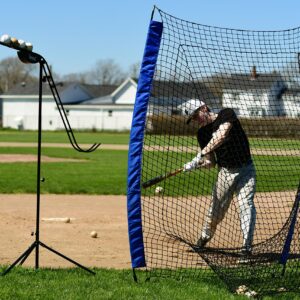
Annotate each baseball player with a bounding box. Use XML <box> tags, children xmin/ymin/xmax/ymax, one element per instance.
<box><xmin>183</xmin><ymin>99</ymin><xmax>256</xmax><ymax>256</ymax></box>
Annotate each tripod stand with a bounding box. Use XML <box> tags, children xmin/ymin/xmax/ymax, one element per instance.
<box><xmin>2</xmin><ymin>50</ymin><xmax>100</xmax><ymax>276</ymax></box>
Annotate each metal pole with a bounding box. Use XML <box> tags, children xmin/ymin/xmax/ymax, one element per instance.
<box><xmin>35</xmin><ymin>60</ymin><xmax>44</xmax><ymax>269</ymax></box>
<box><xmin>0</xmin><ymin>47</ymin><xmax>97</xmax><ymax>275</ymax></box>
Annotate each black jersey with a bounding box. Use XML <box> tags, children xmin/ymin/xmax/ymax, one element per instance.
<box><xmin>197</xmin><ymin>108</ymin><xmax>251</xmax><ymax>168</ymax></box>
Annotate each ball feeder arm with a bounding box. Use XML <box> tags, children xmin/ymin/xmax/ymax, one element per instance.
<box><xmin>39</xmin><ymin>57</ymin><xmax>100</xmax><ymax>152</ymax></box>
<box><xmin>0</xmin><ymin>35</ymin><xmax>99</xmax><ymax>276</ymax></box>
<box><xmin>0</xmin><ymin>35</ymin><xmax>100</xmax><ymax>152</ymax></box>
<box><xmin>0</xmin><ymin>34</ymin><xmax>33</xmax><ymax>52</ymax></box>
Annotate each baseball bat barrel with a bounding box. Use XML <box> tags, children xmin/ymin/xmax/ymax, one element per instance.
<box><xmin>142</xmin><ymin>168</ymin><xmax>183</xmax><ymax>189</ymax></box>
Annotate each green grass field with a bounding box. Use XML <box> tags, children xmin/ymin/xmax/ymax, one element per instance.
<box><xmin>0</xmin><ymin>267</ymin><xmax>299</xmax><ymax>300</ymax></box>
<box><xmin>0</xmin><ymin>147</ymin><xmax>127</xmax><ymax>194</ymax></box>
<box><xmin>0</xmin><ymin>268</ymin><xmax>226</xmax><ymax>300</ymax></box>
<box><xmin>0</xmin><ymin>142</ymin><xmax>298</xmax><ymax>194</ymax></box>
<box><xmin>0</xmin><ymin>129</ymin><xmax>299</xmax><ymax>149</ymax></box>
<box><xmin>0</xmin><ymin>130</ymin><xmax>299</xmax><ymax>299</ymax></box>
<box><xmin>0</xmin><ymin>129</ymin><xmax>130</xmax><ymax>145</ymax></box>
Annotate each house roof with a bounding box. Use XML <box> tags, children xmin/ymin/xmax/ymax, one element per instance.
<box><xmin>281</xmin><ymin>87</ymin><xmax>300</xmax><ymax>102</ymax></box>
<box><xmin>83</xmin><ymin>78</ymin><xmax>220</xmax><ymax>108</ymax></box>
<box><xmin>111</xmin><ymin>78</ymin><xmax>137</xmax><ymax>98</ymax></box>
<box><xmin>83</xmin><ymin>95</ymin><xmax>114</xmax><ymax>105</ymax></box>
<box><xmin>223</xmin><ymin>73</ymin><xmax>284</xmax><ymax>91</ymax></box>
<box><xmin>83</xmin><ymin>77</ymin><xmax>136</xmax><ymax>105</ymax></box>
<box><xmin>80</xmin><ymin>83</ymin><xmax>118</xmax><ymax>98</ymax></box>
<box><xmin>3</xmin><ymin>81</ymin><xmax>118</xmax><ymax>96</ymax></box>
<box><xmin>2</xmin><ymin>81</ymin><xmax>118</xmax><ymax>104</ymax></box>
<box><xmin>3</xmin><ymin>81</ymin><xmax>65</xmax><ymax>96</ymax></box>
<box><xmin>282</xmin><ymin>87</ymin><xmax>300</xmax><ymax>94</ymax></box>
<box><xmin>149</xmin><ymin>80</ymin><xmax>220</xmax><ymax>107</ymax></box>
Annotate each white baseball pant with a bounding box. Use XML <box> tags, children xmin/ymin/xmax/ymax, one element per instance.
<box><xmin>200</xmin><ymin>161</ymin><xmax>256</xmax><ymax>250</ymax></box>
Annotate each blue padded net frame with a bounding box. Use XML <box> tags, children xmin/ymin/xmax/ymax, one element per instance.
<box><xmin>127</xmin><ymin>19</ymin><xmax>163</xmax><ymax>269</ymax></box>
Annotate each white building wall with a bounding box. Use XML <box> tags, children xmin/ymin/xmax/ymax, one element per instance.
<box><xmin>66</xmin><ymin>106</ymin><xmax>134</xmax><ymax>131</ymax></box>
<box><xmin>222</xmin><ymin>92</ymin><xmax>254</xmax><ymax>116</ymax></box>
<box><xmin>1</xmin><ymin>78</ymin><xmax>137</xmax><ymax>131</ymax></box>
<box><xmin>223</xmin><ymin>91</ymin><xmax>274</xmax><ymax>117</ymax></box>
<box><xmin>258</xmin><ymin>93</ymin><xmax>270</xmax><ymax>116</ymax></box>
<box><xmin>283</xmin><ymin>99</ymin><xmax>300</xmax><ymax>117</ymax></box>
<box><xmin>115</xmin><ymin>84</ymin><xmax>136</xmax><ymax>104</ymax></box>
<box><xmin>2</xmin><ymin>98</ymin><xmax>134</xmax><ymax>131</ymax></box>
<box><xmin>3</xmin><ymin>97</ymin><xmax>64</xmax><ymax>130</ymax></box>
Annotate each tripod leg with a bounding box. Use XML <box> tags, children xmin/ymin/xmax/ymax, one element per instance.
<box><xmin>39</xmin><ymin>241</ymin><xmax>95</xmax><ymax>275</ymax></box>
<box><xmin>20</xmin><ymin>242</ymin><xmax>36</xmax><ymax>266</ymax></box>
<box><xmin>2</xmin><ymin>242</ymin><xmax>36</xmax><ymax>276</ymax></box>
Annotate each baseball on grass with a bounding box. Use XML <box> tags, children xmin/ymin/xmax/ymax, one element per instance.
<box><xmin>236</xmin><ymin>285</ymin><xmax>248</xmax><ymax>294</ymax></box>
<box><xmin>90</xmin><ymin>231</ymin><xmax>98</xmax><ymax>238</ymax></box>
<box><xmin>155</xmin><ymin>186</ymin><xmax>164</xmax><ymax>195</ymax></box>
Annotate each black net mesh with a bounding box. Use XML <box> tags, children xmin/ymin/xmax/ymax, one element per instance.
<box><xmin>139</xmin><ymin>7</ymin><xmax>300</xmax><ymax>294</ymax></box>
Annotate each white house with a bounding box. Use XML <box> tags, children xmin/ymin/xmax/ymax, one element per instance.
<box><xmin>281</xmin><ymin>88</ymin><xmax>300</xmax><ymax>117</ymax></box>
<box><xmin>63</xmin><ymin>104</ymin><xmax>134</xmax><ymax>131</ymax></box>
<box><xmin>64</xmin><ymin>77</ymin><xmax>137</xmax><ymax>131</ymax></box>
<box><xmin>149</xmin><ymin>80</ymin><xmax>220</xmax><ymax>116</ymax></box>
<box><xmin>222</xmin><ymin>67</ymin><xmax>287</xmax><ymax>117</ymax></box>
<box><xmin>2</xmin><ymin>94</ymin><xmax>65</xmax><ymax>130</ymax></box>
<box><xmin>0</xmin><ymin>79</ymin><xmax>136</xmax><ymax>131</ymax></box>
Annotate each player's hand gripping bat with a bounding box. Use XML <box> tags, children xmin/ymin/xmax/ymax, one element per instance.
<box><xmin>142</xmin><ymin>168</ymin><xmax>183</xmax><ymax>189</ymax></box>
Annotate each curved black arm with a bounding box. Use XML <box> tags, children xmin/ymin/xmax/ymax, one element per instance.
<box><xmin>1</xmin><ymin>42</ymin><xmax>101</xmax><ymax>153</ymax></box>
<box><xmin>40</xmin><ymin>58</ymin><xmax>100</xmax><ymax>152</ymax></box>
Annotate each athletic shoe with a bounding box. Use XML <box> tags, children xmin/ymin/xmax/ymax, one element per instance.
<box><xmin>238</xmin><ymin>248</ymin><xmax>252</xmax><ymax>264</ymax></box>
<box><xmin>196</xmin><ymin>238</ymin><xmax>209</xmax><ymax>249</ymax></box>
<box><xmin>189</xmin><ymin>238</ymin><xmax>209</xmax><ymax>253</ymax></box>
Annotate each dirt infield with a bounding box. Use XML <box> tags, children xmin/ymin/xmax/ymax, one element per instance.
<box><xmin>0</xmin><ymin>191</ymin><xmax>296</xmax><ymax>271</ymax></box>
<box><xmin>0</xmin><ymin>142</ymin><xmax>298</xmax><ymax>156</ymax></box>
<box><xmin>0</xmin><ymin>194</ymin><xmax>130</xmax><ymax>269</ymax></box>
<box><xmin>0</xmin><ymin>149</ymin><xmax>297</xmax><ymax>271</ymax></box>
<box><xmin>0</xmin><ymin>143</ymin><xmax>300</xmax><ymax>269</ymax></box>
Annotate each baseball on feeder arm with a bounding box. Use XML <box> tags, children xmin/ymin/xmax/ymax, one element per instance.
<box><xmin>0</xmin><ymin>33</ymin><xmax>33</xmax><ymax>52</ymax></box>
<box><xmin>0</xmin><ymin>34</ymin><xmax>11</xmax><ymax>45</ymax></box>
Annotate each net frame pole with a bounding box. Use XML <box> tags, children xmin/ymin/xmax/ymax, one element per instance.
<box><xmin>129</xmin><ymin>7</ymin><xmax>300</xmax><ymax>294</ymax></box>
<box><xmin>127</xmin><ymin>17</ymin><xmax>163</xmax><ymax>271</ymax></box>
<box><xmin>280</xmin><ymin>182</ymin><xmax>300</xmax><ymax>270</ymax></box>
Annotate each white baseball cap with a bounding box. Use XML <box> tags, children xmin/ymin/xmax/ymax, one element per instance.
<box><xmin>185</xmin><ymin>99</ymin><xmax>206</xmax><ymax>124</ymax></box>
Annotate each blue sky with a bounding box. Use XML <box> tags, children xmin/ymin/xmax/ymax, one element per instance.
<box><xmin>1</xmin><ymin>0</ymin><xmax>300</xmax><ymax>76</ymax></box>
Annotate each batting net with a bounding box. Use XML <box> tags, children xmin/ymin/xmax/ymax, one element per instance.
<box><xmin>127</xmin><ymin>7</ymin><xmax>300</xmax><ymax>294</ymax></box>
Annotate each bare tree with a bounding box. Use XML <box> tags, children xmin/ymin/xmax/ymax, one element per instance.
<box><xmin>0</xmin><ymin>56</ymin><xmax>38</xmax><ymax>93</ymax></box>
<box><xmin>128</xmin><ymin>61</ymin><xmax>141</xmax><ymax>79</ymax></box>
<box><xmin>87</xmin><ymin>59</ymin><xmax>125</xmax><ymax>85</ymax></box>
<box><xmin>61</xmin><ymin>72</ymin><xmax>89</xmax><ymax>84</ymax></box>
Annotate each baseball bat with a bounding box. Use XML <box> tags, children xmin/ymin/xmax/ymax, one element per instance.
<box><xmin>142</xmin><ymin>168</ymin><xmax>183</xmax><ymax>189</ymax></box>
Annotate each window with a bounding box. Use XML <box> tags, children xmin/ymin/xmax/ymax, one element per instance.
<box><xmin>108</xmin><ymin>110</ymin><xmax>113</xmax><ymax>117</ymax></box>
<box><xmin>249</xmin><ymin>107</ymin><xmax>265</xmax><ymax>116</ymax></box>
